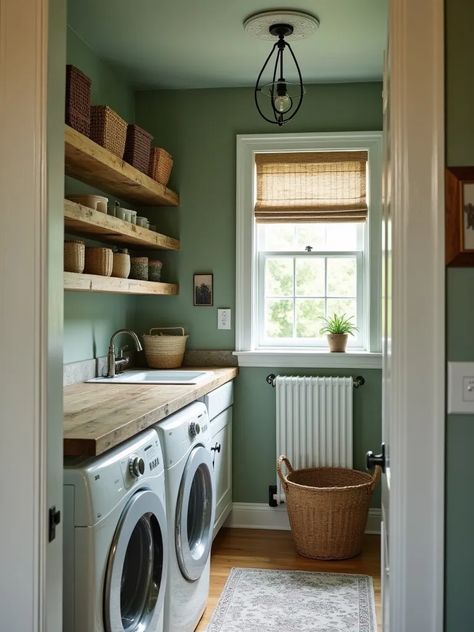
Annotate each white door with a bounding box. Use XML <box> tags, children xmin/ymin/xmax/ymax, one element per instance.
<box><xmin>379</xmin><ymin>0</ymin><xmax>445</xmax><ymax>630</ymax></box>
<box><xmin>380</xmin><ymin>43</ymin><xmax>392</xmax><ymax>631</ymax></box>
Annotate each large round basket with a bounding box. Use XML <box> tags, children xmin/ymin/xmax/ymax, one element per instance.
<box><xmin>142</xmin><ymin>327</ymin><xmax>188</xmax><ymax>369</ymax></box>
<box><xmin>277</xmin><ymin>456</ymin><xmax>381</xmax><ymax>560</ymax></box>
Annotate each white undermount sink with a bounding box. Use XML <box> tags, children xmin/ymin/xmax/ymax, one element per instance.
<box><xmin>87</xmin><ymin>369</ymin><xmax>214</xmax><ymax>385</ymax></box>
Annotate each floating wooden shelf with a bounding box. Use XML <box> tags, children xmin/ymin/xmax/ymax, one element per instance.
<box><xmin>64</xmin><ymin>272</ymin><xmax>178</xmax><ymax>296</ymax></box>
<box><xmin>64</xmin><ymin>125</ymin><xmax>179</xmax><ymax>207</ymax></box>
<box><xmin>64</xmin><ymin>199</ymin><xmax>180</xmax><ymax>251</ymax></box>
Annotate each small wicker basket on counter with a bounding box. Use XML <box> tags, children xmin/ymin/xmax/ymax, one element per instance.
<box><xmin>90</xmin><ymin>105</ymin><xmax>127</xmax><ymax>158</ymax></box>
<box><xmin>142</xmin><ymin>327</ymin><xmax>188</xmax><ymax>369</ymax></box>
<box><xmin>277</xmin><ymin>456</ymin><xmax>380</xmax><ymax>560</ymax></box>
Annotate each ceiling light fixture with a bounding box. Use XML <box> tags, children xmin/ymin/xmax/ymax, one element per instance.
<box><xmin>244</xmin><ymin>10</ymin><xmax>319</xmax><ymax>126</ymax></box>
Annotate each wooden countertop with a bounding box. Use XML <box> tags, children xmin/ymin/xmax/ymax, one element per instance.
<box><xmin>64</xmin><ymin>367</ymin><xmax>238</xmax><ymax>457</ymax></box>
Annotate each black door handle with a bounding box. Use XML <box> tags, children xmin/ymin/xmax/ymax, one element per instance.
<box><xmin>211</xmin><ymin>443</ymin><xmax>221</xmax><ymax>453</ymax></box>
<box><xmin>366</xmin><ymin>443</ymin><xmax>386</xmax><ymax>473</ymax></box>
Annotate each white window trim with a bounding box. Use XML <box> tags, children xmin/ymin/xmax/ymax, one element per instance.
<box><xmin>234</xmin><ymin>131</ymin><xmax>383</xmax><ymax>369</ymax></box>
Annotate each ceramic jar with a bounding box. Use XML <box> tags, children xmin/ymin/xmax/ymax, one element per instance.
<box><xmin>112</xmin><ymin>249</ymin><xmax>131</xmax><ymax>278</ymax></box>
<box><xmin>130</xmin><ymin>256</ymin><xmax>148</xmax><ymax>280</ymax></box>
<box><xmin>148</xmin><ymin>259</ymin><xmax>163</xmax><ymax>282</ymax></box>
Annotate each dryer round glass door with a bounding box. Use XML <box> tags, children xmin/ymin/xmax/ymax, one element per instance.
<box><xmin>175</xmin><ymin>444</ymin><xmax>215</xmax><ymax>581</ymax></box>
<box><xmin>104</xmin><ymin>489</ymin><xmax>168</xmax><ymax>632</ymax></box>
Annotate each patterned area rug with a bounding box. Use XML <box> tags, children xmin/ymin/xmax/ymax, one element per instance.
<box><xmin>206</xmin><ymin>568</ymin><xmax>376</xmax><ymax>632</ymax></box>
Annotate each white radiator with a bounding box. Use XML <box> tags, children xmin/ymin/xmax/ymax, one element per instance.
<box><xmin>275</xmin><ymin>376</ymin><xmax>353</xmax><ymax>503</ymax></box>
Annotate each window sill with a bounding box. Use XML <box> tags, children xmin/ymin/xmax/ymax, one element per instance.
<box><xmin>233</xmin><ymin>350</ymin><xmax>382</xmax><ymax>369</ymax></box>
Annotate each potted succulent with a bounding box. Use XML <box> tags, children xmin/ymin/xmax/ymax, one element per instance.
<box><xmin>320</xmin><ymin>313</ymin><xmax>358</xmax><ymax>352</ymax></box>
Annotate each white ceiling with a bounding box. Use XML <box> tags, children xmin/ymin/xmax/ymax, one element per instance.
<box><xmin>67</xmin><ymin>0</ymin><xmax>388</xmax><ymax>89</ymax></box>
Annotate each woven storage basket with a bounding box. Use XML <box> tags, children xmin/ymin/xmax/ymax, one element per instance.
<box><xmin>277</xmin><ymin>456</ymin><xmax>381</xmax><ymax>560</ymax></box>
<box><xmin>84</xmin><ymin>247</ymin><xmax>113</xmax><ymax>277</ymax></box>
<box><xmin>142</xmin><ymin>327</ymin><xmax>188</xmax><ymax>369</ymax></box>
<box><xmin>90</xmin><ymin>106</ymin><xmax>127</xmax><ymax>158</ymax></box>
<box><xmin>124</xmin><ymin>124</ymin><xmax>153</xmax><ymax>173</ymax></box>
<box><xmin>65</xmin><ymin>65</ymin><xmax>91</xmax><ymax>136</ymax></box>
<box><xmin>66</xmin><ymin>64</ymin><xmax>91</xmax><ymax>136</ymax></box>
<box><xmin>149</xmin><ymin>147</ymin><xmax>173</xmax><ymax>185</ymax></box>
<box><xmin>64</xmin><ymin>240</ymin><xmax>85</xmax><ymax>273</ymax></box>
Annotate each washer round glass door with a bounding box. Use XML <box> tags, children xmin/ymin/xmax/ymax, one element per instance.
<box><xmin>104</xmin><ymin>489</ymin><xmax>168</xmax><ymax>632</ymax></box>
<box><xmin>175</xmin><ymin>444</ymin><xmax>215</xmax><ymax>581</ymax></box>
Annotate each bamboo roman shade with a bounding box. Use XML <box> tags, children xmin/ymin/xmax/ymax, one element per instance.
<box><xmin>254</xmin><ymin>151</ymin><xmax>368</xmax><ymax>222</ymax></box>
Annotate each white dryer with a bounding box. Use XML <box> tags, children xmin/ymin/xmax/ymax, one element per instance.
<box><xmin>154</xmin><ymin>402</ymin><xmax>215</xmax><ymax>632</ymax></box>
<box><xmin>63</xmin><ymin>428</ymin><xmax>169</xmax><ymax>632</ymax></box>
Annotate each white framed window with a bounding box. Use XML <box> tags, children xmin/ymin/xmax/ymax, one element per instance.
<box><xmin>234</xmin><ymin>132</ymin><xmax>383</xmax><ymax>369</ymax></box>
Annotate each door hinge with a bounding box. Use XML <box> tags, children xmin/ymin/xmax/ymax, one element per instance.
<box><xmin>49</xmin><ymin>506</ymin><xmax>61</xmax><ymax>542</ymax></box>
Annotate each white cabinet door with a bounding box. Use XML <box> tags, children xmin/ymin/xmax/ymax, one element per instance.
<box><xmin>211</xmin><ymin>408</ymin><xmax>232</xmax><ymax>538</ymax></box>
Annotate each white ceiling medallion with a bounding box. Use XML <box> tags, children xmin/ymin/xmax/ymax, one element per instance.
<box><xmin>243</xmin><ymin>10</ymin><xmax>320</xmax><ymax>41</ymax></box>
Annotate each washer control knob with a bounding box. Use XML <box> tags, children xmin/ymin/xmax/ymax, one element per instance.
<box><xmin>129</xmin><ymin>456</ymin><xmax>145</xmax><ymax>478</ymax></box>
<box><xmin>189</xmin><ymin>421</ymin><xmax>201</xmax><ymax>438</ymax></box>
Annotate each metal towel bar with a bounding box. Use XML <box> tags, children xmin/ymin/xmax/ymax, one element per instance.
<box><xmin>266</xmin><ymin>373</ymin><xmax>365</xmax><ymax>388</ymax></box>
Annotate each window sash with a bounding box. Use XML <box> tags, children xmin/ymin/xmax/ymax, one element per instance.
<box><xmin>257</xmin><ymin>250</ymin><xmax>364</xmax><ymax>348</ymax></box>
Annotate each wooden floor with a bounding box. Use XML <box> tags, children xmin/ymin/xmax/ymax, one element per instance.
<box><xmin>196</xmin><ymin>528</ymin><xmax>381</xmax><ymax>631</ymax></box>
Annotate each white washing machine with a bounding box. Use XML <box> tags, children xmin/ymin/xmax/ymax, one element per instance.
<box><xmin>63</xmin><ymin>428</ymin><xmax>169</xmax><ymax>632</ymax></box>
<box><xmin>154</xmin><ymin>402</ymin><xmax>215</xmax><ymax>632</ymax></box>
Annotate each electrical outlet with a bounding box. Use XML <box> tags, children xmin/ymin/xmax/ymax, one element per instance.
<box><xmin>217</xmin><ymin>308</ymin><xmax>231</xmax><ymax>330</ymax></box>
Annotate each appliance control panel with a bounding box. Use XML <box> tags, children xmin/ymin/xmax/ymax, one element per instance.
<box><xmin>120</xmin><ymin>430</ymin><xmax>163</xmax><ymax>486</ymax></box>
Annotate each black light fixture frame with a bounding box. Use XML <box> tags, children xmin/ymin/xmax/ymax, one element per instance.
<box><xmin>254</xmin><ymin>23</ymin><xmax>304</xmax><ymax>126</ymax></box>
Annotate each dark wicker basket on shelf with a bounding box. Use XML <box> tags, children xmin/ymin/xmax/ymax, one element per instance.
<box><xmin>149</xmin><ymin>147</ymin><xmax>173</xmax><ymax>186</ymax></box>
<box><xmin>65</xmin><ymin>65</ymin><xmax>91</xmax><ymax>136</ymax></box>
<box><xmin>124</xmin><ymin>124</ymin><xmax>153</xmax><ymax>173</ymax></box>
<box><xmin>89</xmin><ymin>105</ymin><xmax>127</xmax><ymax>158</ymax></box>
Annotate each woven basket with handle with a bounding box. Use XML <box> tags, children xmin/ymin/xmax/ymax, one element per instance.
<box><xmin>142</xmin><ymin>327</ymin><xmax>188</xmax><ymax>369</ymax></box>
<box><xmin>277</xmin><ymin>455</ymin><xmax>381</xmax><ymax>560</ymax></box>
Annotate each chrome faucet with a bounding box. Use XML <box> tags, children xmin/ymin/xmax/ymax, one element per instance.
<box><xmin>106</xmin><ymin>329</ymin><xmax>143</xmax><ymax>378</ymax></box>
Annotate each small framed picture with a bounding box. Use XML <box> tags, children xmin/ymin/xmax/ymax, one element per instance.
<box><xmin>193</xmin><ymin>273</ymin><xmax>213</xmax><ymax>306</ymax></box>
<box><xmin>446</xmin><ymin>167</ymin><xmax>474</xmax><ymax>265</ymax></box>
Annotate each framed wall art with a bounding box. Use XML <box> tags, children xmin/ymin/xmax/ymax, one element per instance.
<box><xmin>193</xmin><ymin>273</ymin><xmax>213</xmax><ymax>306</ymax></box>
<box><xmin>446</xmin><ymin>166</ymin><xmax>474</xmax><ymax>265</ymax></box>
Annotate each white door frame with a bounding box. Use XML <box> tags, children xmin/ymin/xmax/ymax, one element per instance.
<box><xmin>0</xmin><ymin>0</ymin><xmax>57</xmax><ymax>630</ymax></box>
<box><xmin>388</xmin><ymin>0</ymin><xmax>445</xmax><ymax>630</ymax></box>
<box><xmin>0</xmin><ymin>0</ymin><xmax>445</xmax><ymax>629</ymax></box>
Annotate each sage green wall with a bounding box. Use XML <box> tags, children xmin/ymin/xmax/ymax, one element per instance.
<box><xmin>64</xmin><ymin>27</ymin><xmax>137</xmax><ymax>363</ymax></box>
<box><xmin>135</xmin><ymin>84</ymin><xmax>382</xmax><ymax>504</ymax></box>
<box><xmin>234</xmin><ymin>368</ymin><xmax>381</xmax><ymax>505</ymax></box>
<box><xmin>445</xmin><ymin>2</ymin><xmax>474</xmax><ymax>625</ymax></box>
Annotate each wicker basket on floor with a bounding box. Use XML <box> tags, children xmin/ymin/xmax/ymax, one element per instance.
<box><xmin>90</xmin><ymin>105</ymin><xmax>127</xmax><ymax>158</ymax></box>
<box><xmin>149</xmin><ymin>147</ymin><xmax>173</xmax><ymax>185</ymax></box>
<box><xmin>277</xmin><ymin>456</ymin><xmax>381</xmax><ymax>560</ymax></box>
<box><xmin>142</xmin><ymin>327</ymin><xmax>188</xmax><ymax>368</ymax></box>
<box><xmin>65</xmin><ymin>65</ymin><xmax>91</xmax><ymax>136</ymax></box>
<box><xmin>124</xmin><ymin>124</ymin><xmax>153</xmax><ymax>173</ymax></box>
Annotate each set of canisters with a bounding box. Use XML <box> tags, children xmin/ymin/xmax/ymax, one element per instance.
<box><xmin>64</xmin><ymin>240</ymin><xmax>163</xmax><ymax>282</ymax></box>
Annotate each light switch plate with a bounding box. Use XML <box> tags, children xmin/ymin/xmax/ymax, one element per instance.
<box><xmin>217</xmin><ymin>308</ymin><xmax>231</xmax><ymax>330</ymax></box>
<box><xmin>448</xmin><ymin>362</ymin><xmax>474</xmax><ymax>414</ymax></box>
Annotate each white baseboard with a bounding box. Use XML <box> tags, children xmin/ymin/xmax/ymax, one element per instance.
<box><xmin>225</xmin><ymin>502</ymin><xmax>382</xmax><ymax>535</ymax></box>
